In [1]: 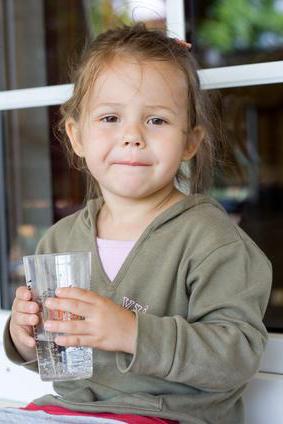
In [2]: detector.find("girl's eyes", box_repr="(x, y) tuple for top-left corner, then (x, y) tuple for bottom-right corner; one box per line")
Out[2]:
(99, 116), (168, 125)
(148, 117), (167, 126)
(100, 115), (118, 123)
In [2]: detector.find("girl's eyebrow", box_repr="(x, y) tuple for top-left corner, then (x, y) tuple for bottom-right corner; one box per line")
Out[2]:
(94, 102), (123, 107)
(145, 105), (177, 116)
(93, 102), (176, 115)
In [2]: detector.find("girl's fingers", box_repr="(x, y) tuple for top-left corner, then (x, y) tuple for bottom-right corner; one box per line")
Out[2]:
(45, 297), (94, 318)
(44, 318), (89, 334)
(16, 327), (36, 348)
(55, 287), (98, 303)
(55, 334), (95, 348)
(13, 312), (39, 327)
(15, 286), (32, 300)
(12, 299), (39, 314)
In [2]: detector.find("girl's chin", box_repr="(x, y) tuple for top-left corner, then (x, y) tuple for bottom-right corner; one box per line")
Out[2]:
(112, 190), (152, 199)
(101, 185), (156, 199)
(100, 180), (152, 196)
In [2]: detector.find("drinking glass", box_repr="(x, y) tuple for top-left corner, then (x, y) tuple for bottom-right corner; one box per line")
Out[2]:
(23, 251), (93, 381)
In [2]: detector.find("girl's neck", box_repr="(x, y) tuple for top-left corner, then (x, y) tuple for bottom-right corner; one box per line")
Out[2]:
(96, 188), (186, 240)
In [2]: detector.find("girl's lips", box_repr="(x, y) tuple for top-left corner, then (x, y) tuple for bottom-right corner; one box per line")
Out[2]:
(113, 161), (151, 166)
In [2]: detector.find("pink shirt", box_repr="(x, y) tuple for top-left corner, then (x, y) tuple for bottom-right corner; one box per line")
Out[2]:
(96, 237), (136, 281)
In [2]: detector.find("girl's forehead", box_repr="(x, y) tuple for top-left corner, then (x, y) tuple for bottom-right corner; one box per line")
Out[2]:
(88, 57), (188, 106)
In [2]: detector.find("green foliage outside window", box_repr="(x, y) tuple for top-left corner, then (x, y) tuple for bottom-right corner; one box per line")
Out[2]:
(198, 0), (283, 52)
(86, 0), (131, 37)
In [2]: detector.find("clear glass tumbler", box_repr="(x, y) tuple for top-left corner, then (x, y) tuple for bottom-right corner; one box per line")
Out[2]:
(23, 251), (93, 382)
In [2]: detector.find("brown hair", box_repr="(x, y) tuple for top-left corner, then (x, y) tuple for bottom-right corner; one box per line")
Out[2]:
(57, 22), (225, 198)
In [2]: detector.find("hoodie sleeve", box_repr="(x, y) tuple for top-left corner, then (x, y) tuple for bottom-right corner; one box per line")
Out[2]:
(3, 316), (39, 372)
(116, 238), (272, 391)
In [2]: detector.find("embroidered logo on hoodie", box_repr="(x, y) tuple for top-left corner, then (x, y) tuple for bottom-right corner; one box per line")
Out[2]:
(122, 296), (149, 313)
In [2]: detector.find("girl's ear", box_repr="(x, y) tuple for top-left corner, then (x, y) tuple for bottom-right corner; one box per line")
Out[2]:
(65, 118), (85, 158)
(182, 126), (205, 161)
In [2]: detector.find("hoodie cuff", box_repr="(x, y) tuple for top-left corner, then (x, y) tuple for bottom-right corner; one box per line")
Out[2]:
(3, 316), (38, 372)
(116, 312), (177, 378)
(116, 311), (138, 373)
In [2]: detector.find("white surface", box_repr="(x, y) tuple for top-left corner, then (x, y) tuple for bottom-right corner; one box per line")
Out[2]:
(1, 61), (283, 111)
(0, 310), (56, 405)
(199, 61), (283, 89)
(243, 372), (283, 424)
(1, 309), (283, 422)
(166, 0), (185, 40)
(259, 333), (283, 374)
(128, 0), (166, 21)
(0, 84), (72, 111)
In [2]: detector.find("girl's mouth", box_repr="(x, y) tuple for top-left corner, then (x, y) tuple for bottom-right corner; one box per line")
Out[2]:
(113, 161), (151, 166)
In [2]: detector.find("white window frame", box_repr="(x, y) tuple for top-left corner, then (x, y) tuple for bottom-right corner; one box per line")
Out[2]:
(1, 60), (283, 110)
(0, 0), (282, 367)
(1, 0), (283, 110)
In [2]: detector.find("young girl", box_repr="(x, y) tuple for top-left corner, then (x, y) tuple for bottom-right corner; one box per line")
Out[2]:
(4, 23), (271, 424)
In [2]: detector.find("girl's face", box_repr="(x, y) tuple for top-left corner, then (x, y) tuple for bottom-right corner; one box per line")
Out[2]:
(66, 57), (202, 202)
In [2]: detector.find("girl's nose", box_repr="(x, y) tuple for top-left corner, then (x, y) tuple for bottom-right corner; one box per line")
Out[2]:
(122, 134), (146, 149)
(123, 138), (145, 148)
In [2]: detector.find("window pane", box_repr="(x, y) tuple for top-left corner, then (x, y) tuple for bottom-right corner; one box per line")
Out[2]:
(209, 83), (283, 331)
(1, 107), (51, 305)
(185, 0), (283, 68)
(0, 0), (166, 90)
(1, 105), (85, 307)
(1, 0), (282, 333)
(2, 83), (283, 332)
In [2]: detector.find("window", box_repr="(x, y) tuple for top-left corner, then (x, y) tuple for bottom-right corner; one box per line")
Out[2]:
(0, 0), (282, 335)
(185, 1), (283, 332)
(0, 0), (167, 307)
(185, 0), (283, 68)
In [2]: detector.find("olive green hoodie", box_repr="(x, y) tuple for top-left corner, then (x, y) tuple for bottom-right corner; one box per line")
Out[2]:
(4, 194), (272, 424)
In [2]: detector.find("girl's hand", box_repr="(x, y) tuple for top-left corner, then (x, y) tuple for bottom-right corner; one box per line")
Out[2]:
(10, 286), (39, 362)
(44, 288), (137, 354)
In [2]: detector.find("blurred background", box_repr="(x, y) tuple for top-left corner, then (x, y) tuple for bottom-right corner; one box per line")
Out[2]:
(0, 0), (283, 330)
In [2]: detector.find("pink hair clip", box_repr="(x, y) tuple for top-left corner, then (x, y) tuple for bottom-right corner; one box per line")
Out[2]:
(174, 38), (192, 51)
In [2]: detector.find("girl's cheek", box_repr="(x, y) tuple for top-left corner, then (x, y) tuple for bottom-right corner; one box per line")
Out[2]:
(90, 126), (116, 138)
